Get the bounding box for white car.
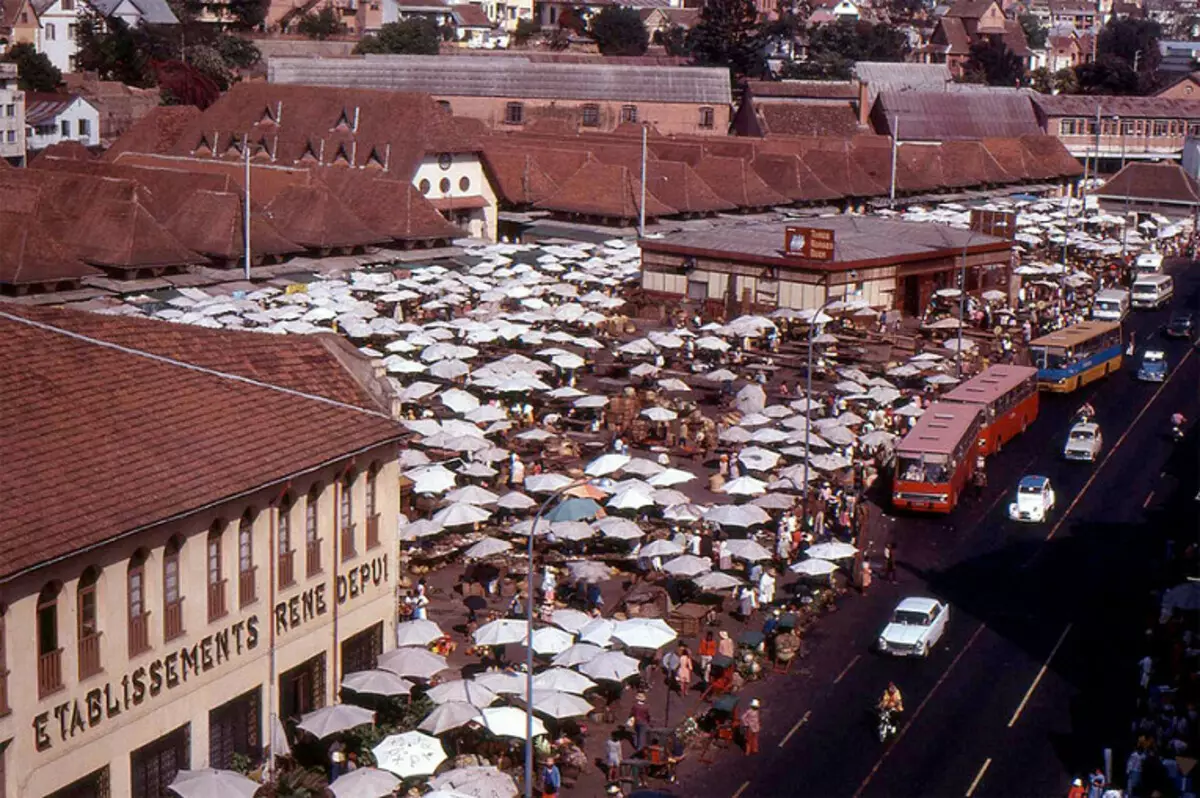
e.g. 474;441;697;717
877;597;950;657
1063;422;1102;462
1008;475;1056;522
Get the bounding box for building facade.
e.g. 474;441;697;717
31;0;178;73
0;0;40;48
0;62;26;165
1033;94;1200;165
0;306;406;798
25;92;99;149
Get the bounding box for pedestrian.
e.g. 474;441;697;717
741;698;762;755
677;645;694;695
698;630;716;683
758;568;776;606
717;629;735;659
540;756;562;798
629;692;651;752
1067;778;1086;798
883;541;897;583
605;731;623;782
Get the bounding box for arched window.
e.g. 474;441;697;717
279;494;295;588
365;464;380;550
78;567;101;679
37;583;63;698
340;472;356;561
238;511;256;607
306;484;322;577
208;521;227;622
164;536;184;641
128;550;150;657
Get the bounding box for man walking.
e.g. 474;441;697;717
883;541;897;583
741;698;762;755
540;756;561;798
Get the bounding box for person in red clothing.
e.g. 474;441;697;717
698;631;717;684
741;698;762;755
1066;777;1086;798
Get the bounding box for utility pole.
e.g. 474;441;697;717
889;116;900;205
638;123;647;238
243;136;251;282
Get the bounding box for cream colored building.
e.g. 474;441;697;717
0;305;407;798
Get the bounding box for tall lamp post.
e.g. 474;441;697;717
522;454;630;798
802;286;853;490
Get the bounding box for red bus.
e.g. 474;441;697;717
940;365;1039;456
893;402;984;514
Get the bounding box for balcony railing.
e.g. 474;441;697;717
306;539;322;577
239;567;257;607
78;632;102;679
38;649;63;699
208;579;228;622
341;523;356;562
279;549;296;589
164;599;185;642
366;514;380;550
128;613;150;658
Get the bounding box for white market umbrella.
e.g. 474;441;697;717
652;488;690;506
663;503;707;522
692;571;744;591
408;464;458;495
790;558;838;576
419;701;483;735
473;671;527;695
642;407;678;422
647;467;696;487
496;491;536;510
578;650;642;682
395;619;444;647
330;767;402;798
639;539;684;558
723;475;769;497
473;618;530;647
342;669;414;697
806;541;859;560
530;625;576;656
722;538;772;562
463;537;512;560
525;473;574;493
441;388;481;414
427;679;498;708
445;485;501;505
378;647;449;680
371;731;447;779
432;503;492;528
662;554;712;577
526;689;593;720
586;452;632;477
533;667;598;695
738;447;781;472
399;518;444;541
429;766;519;798
612;618;678;650
608;486;656;510
552;642;606;668
567;559;616;582
704;504;770;527
477;706;547;739
550;608;592;635
578;617;616;647
168;769;259;798
297;704;375;739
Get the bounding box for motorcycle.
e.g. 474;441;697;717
1172;424;1185;443
877;707;898;742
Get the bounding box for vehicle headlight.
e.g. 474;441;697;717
878;638;887;651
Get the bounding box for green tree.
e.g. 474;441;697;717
1019;13;1047;49
75;12;155;86
297;5;344;39
963;36;1025;85
222;0;269;28
1075;53;1140;94
659;24;693;56
588;6;648;56
2;42;62;91
688;0;765;79
1097;16;1160;69
806;19;910;62
1051;66;1078;93
1029;65;1052;92
354;18;440;53
512;18;541;45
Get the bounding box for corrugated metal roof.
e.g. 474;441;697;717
1032;94;1200;119
24;93;78;126
268;55;733;105
876;91;1041;140
853;61;953;105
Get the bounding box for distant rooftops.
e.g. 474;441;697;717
268;55;734;106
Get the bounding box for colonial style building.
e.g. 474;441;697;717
1032;94;1200;166
0;63;25;166
0;305;405;798
30;0;177;73
917;0;1032;77
24;92;99;150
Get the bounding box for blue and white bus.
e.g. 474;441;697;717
1029;321;1123;393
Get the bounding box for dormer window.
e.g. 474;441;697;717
334;109;352;131
365;147;385;169
332;143;351;165
260;105;276;125
298;142;319;164
194;134;213;157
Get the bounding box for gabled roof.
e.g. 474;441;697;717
758;103;863;137
449;3;492;25
1;0;35;28
535;160;675;220
163;189;303;261
0;212;102;287
88;0;177;22
744;79;860;100
692;155;789;209
481;145;561;206
104;105;203;161
1032;94;1200;119
269;55;734;105
875;91;1040;140
265;183;390;250
24;93;90;127
644;160;736;214
944;0;995;17
853;62;953;104
0;305;401;582
319;169;461;241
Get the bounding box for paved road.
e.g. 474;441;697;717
678;262;1200;798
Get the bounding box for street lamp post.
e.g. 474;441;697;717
522;454;629;798
957;233;973;379
802;292;849;490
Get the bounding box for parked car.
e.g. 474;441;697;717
1063;422;1102;462
877;597;950;657
1008;475;1056;523
1137;349;1168;382
1164;312;1195;340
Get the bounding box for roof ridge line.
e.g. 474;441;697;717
0;310;395;421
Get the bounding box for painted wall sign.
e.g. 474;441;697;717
274;554;389;637
784;226;836;261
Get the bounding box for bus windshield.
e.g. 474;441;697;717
898;454;950;483
1031;346;1071;370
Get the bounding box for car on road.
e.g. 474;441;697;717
1137;349;1168;382
1164;312;1195;341
877;597;950;657
1063;422;1102;462
1008;475;1056;522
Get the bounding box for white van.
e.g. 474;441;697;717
1131;274;1174;309
1133;252;1164;277
1092;288;1130;321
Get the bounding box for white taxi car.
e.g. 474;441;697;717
1063;422;1102;462
877;597;950;657
1008;475;1056;522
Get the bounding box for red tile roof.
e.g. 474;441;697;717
691;155;789;209
0;212;103;288
103;105;204;161
0;305;403;582
480;144;562;206
535;160;675;220
265;182;390;250
645;160;737;214
757;103;863;137
163;189;303;262
1096;162;1200;205
319;169;461;242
